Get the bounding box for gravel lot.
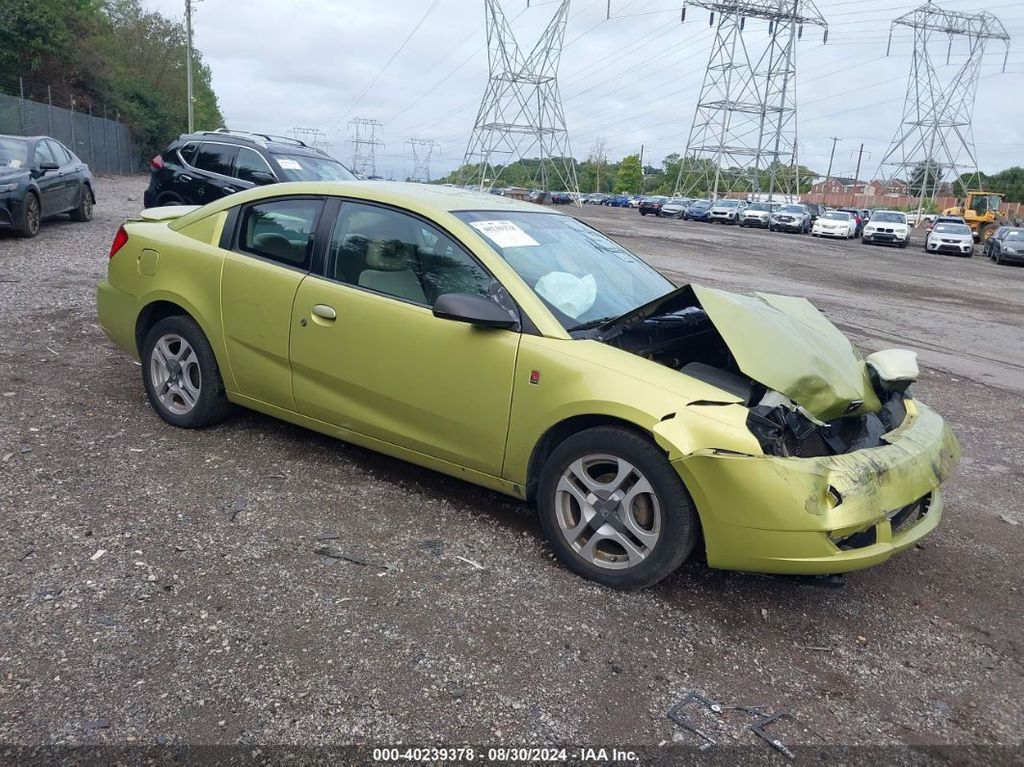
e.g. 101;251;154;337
1;177;1022;754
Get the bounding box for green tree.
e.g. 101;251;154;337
909;158;942;197
613;154;642;194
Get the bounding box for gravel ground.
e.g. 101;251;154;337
0;177;1022;755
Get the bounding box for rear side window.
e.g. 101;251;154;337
177;142;199;165
237;198;323;268
46;140;72;165
192;143;237;176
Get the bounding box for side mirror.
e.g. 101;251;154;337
250;170;275;185
39;161;60;172
433;293;517;329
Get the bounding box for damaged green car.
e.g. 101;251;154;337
97;183;960;588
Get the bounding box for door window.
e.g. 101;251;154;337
45;140;71;165
33;142;56;168
324;202;495;305
192;143;238;176
234;147;275;184
178;142;199;165
237;198;323;268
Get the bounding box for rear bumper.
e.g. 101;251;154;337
97;280;142;360
674;400;961;575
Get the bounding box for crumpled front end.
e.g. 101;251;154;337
661;399;961;574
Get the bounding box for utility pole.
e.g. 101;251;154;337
676;0;827;201
822;136;841;203
850;143;870;207
185;0;195;132
874;3;1010;214
460;0;580;202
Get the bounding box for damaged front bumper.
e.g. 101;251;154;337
669;399;961;575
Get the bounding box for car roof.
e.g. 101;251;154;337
177;130;331;158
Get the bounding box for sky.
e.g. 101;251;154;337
143;0;1024;182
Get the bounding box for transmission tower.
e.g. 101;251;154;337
675;0;827;201
289;126;332;154
875;3;1010;205
407;139;440;182
459;0;580;199
348;118;384;177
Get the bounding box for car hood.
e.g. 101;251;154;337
0;168;27;183
597;284;880;421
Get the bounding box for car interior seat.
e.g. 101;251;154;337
252;233;301;264
359;240;426;304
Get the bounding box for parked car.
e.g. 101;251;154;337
628;196;643;208
982;226;1010;258
738;201;778;228
837;208;864;237
708;199;748;224
988;226;1024;265
583;193;608;205
0;134;95;238
925;222;974;257
604;193;632;208
638;196;668;216
803;203;825;222
812;210;858;239
769;204;811;233
529;190;552;205
659;198;693;219
97;181;960;588
144;128;356;207
684;199;713;221
861;210;910;248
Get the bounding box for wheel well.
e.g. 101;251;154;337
135;300;189;355
157;191;184;205
525;414;654;505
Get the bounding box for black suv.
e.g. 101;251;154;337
144;129;356;207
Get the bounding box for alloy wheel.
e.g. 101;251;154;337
82;191;93;219
149;333;202;415
26;196;40;234
554;454;662;570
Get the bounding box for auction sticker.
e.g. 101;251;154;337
277;158;303;170
470;220;539;248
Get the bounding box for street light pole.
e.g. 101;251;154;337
822;136;841;203
185;0;194;132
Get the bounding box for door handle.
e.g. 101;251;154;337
311;304;337;320
223;186;236;194
179;174;192;182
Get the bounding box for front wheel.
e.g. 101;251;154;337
16;192;41;238
141;315;232;428
537;426;698;589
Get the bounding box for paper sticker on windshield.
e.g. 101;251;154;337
277;158;302;170
470;220;539;248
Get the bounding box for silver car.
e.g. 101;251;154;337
659;197;693;219
739;201;779;228
708;198;748;224
925;222;974;257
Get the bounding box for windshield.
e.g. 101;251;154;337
271;153;355;181
0;137;29;168
822;211;850;221
454;211;673;330
934;223;971;235
748;203;773;211
1005;229;1023;241
716;200;740;207
778;205;805;214
690;200;711;209
872;212;905;223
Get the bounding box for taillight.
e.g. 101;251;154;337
150;154;164;170
109;226;129;259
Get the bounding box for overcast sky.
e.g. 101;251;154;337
143;0;1023;181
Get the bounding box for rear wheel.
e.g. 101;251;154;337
537;426;698;589
141;316;232;428
16;192;41;238
69;186;94;222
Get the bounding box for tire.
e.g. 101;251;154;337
69;185;94;222
157;193;185;206
639;212;647;216
141;315;232;428
861;238;870;246
15;192;41;238
536;426;698;589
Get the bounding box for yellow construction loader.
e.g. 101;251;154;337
942;191;1019;242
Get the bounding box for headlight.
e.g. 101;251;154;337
0;183;17;194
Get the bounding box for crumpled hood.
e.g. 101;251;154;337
691;284;880;421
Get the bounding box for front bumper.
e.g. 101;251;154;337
741;216;769;227
813;227;848;238
863;231;907;245
0;194;19;228
674;400;960;575
928;240;973;255
771;220;803;231
709;212;737;223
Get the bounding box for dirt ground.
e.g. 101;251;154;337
1;177;1021;755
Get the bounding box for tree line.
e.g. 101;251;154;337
0;0;222;158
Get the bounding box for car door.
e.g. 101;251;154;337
289;200;520;476
220;195;326;409
31;141;63;216
189;142;241;203
45;140;76;210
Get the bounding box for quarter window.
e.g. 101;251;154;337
192;143;237;176
235;147;275;184
237;198;323;268
178;142;199;165
324;202;494;306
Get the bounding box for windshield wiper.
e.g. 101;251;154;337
569;315;619;333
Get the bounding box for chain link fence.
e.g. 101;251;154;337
0;76;140;175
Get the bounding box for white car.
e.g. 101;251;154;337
925;222;975;257
812;210;858;239
708;199;747;224
862;210;911;248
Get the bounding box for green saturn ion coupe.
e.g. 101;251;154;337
97;182;960;589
